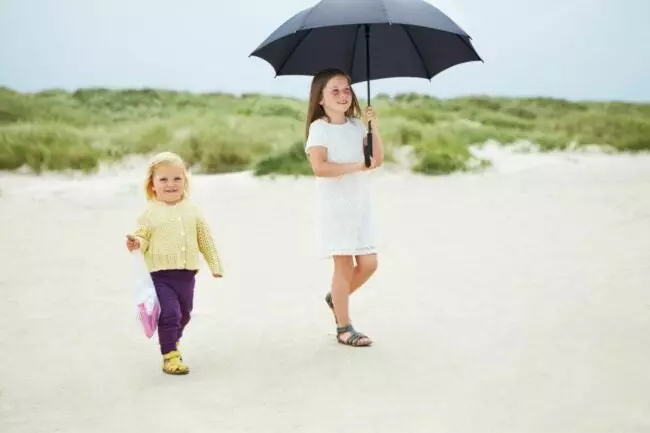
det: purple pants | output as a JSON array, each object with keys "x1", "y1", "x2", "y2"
[{"x1": 150, "y1": 269, "x2": 197, "y2": 355}]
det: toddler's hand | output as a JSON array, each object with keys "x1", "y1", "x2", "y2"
[{"x1": 126, "y1": 234, "x2": 140, "y2": 251}]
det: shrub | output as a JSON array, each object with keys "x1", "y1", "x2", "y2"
[
  {"x1": 0, "y1": 123, "x2": 99, "y2": 173},
  {"x1": 253, "y1": 140, "x2": 313, "y2": 176},
  {"x1": 1, "y1": 87, "x2": 649, "y2": 176}
]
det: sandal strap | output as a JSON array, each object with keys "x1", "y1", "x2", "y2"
[
  {"x1": 347, "y1": 332, "x2": 365, "y2": 345},
  {"x1": 337, "y1": 329, "x2": 371, "y2": 346},
  {"x1": 163, "y1": 350, "x2": 181, "y2": 360},
  {"x1": 337, "y1": 324, "x2": 354, "y2": 335}
]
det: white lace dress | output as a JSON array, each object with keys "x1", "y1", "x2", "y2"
[{"x1": 305, "y1": 117, "x2": 377, "y2": 257}]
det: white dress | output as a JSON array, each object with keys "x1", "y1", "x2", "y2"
[{"x1": 305, "y1": 117, "x2": 377, "y2": 257}]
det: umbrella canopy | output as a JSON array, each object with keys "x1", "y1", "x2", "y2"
[
  {"x1": 249, "y1": 0, "x2": 482, "y2": 167},
  {"x1": 249, "y1": 0, "x2": 482, "y2": 86}
]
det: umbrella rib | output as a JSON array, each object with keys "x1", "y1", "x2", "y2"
[
  {"x1": 273, "y1": 3, "x2": 320, "y2": 76},
  {"x1": 274, "y1": 29, "x2": 313, "y2": 77},
  {"x1": 456, "y1": 34, "x2": 484, "y2": 62},
  {"x1": 400, "y1": 25, "x2": 432, "y2": 80},
  {"x1": 348, "y1": 24, "x2": 360, "y2": 78}
]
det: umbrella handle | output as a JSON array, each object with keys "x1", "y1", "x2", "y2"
[
  {"x1": 364, "y1": 24, "x2": 373, "y2": 168},
  {"x1": 364, "y1": 121, "x2": 373, "y2": 167}
]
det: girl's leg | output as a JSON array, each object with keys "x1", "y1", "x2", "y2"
[
  {"x1": 325, "y1": 254, "x2": 378, "y2": 322},
  {"x1": 151, "y1": 272, "x2": 182, "y2": 355},
  {"x1": 152, "y1": 271, "x2": 191, "y2": 375},
  {"x1": 349, "y1": 253, "x2": 378, "y2": 295},
  {"x1": 176, "y1": 270, "x2": 197, "y2": 342},
  {"x1": 331, "y1": 255, "x2": 371, "y2": 346},
  {"x1": 330, "y1": 255, "x2": 354, "y2": 326}
]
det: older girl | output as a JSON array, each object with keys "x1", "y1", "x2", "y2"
[{"x1": 304, "y1": 68, "x2": 384, "y2": 347}]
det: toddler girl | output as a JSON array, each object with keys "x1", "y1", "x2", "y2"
[{"x1": 126, "y1": 151, "x2": 223, "y2": 374}]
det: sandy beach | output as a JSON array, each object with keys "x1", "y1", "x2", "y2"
[{"x1": 1, "y1": 148, "x2": 650, "y2": 433}]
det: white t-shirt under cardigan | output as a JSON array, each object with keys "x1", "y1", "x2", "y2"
[{"x1": 305, "y1": 117, "x2": 377, "y2": 257}]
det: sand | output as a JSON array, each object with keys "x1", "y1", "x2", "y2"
[{"x1": 1, "y1": 148, "x2": 649, "y2": 433}]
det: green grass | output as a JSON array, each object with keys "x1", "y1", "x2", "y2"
[
  {"x1": 1, "y1": 86, "x2": 649, "y2": 176},
  {"x1": 253, "y1": 140, "x2": 313, "y2": 177}
]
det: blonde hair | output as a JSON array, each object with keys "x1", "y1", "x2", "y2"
[{"x1": 144, "y1": 151, "x2": 190, "y2": 201}]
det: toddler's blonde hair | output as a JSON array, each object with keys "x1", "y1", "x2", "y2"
[{"x1": 144, "y1": 151, "x2": 190, "y2": 201}]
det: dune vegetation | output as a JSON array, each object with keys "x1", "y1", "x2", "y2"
[{"x1": 1, "y1": 86, "x2": 649, "y2": 176}]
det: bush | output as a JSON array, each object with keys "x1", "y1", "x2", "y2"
[
  {"x1": 0, "y1": 123, "x2": 99, "y2": 173},
  {"x1": 253, "y1": 140, "x2": 313, "y2": 176},
  {"x1": 113, "y1": 120, "x2": 174, "y2": 156},
  {"x1": 548, "y1": 112, "x2": 650, "y2": 150},
  {"x1": 412, "y1": 131, "x2": 486, "y2": 175},
  {"x1": 380, "y1": 118, "x2": 424, "y2": 146},
  {"x1": 166, "y1": 120, "x2": 271, "y2": 174},
  {"x1": 1, "y1": 88, "x2": 649, "y2": 176},
  {"x1": 238, "y1": 99, "x2": 304, "y2": 121}
]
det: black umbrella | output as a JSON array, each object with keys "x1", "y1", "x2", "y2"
[{"x1": 249, "y1": 0, "x2": 482, "y2": 166}]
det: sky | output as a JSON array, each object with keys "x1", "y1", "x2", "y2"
[{"x1": 0, "y1": 0, "x2": 649, "y2": 102}]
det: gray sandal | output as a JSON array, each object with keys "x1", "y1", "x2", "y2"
[{"x1": 336, "y1": 324, "x2": 372, "y2": 347}]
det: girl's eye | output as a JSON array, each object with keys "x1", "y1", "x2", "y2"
[
  {"x1": 159, "y1": 177, "x2": 167, "y2": 181},
  {"x1": 174, "y1": 177, "x2": 182, "y2": 181}
]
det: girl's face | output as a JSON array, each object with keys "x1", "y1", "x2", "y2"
[
  {"x1": 320, "y1": 75, "x2": 352, "y2": 116},
  {"x1": 152, "y1": 162, "x2": 186, "y2": 204}
]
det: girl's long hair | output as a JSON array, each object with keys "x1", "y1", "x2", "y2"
[{"x1": 304, "y1": 68, "x2": 361, "y2": 139}]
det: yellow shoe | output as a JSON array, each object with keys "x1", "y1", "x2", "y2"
[{"x1": 162, "y1": 350, "x2": 189, "y2": 375}]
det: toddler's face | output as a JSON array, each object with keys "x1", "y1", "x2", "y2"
[
  {"x1": 152, "y1": 163, "x2": 186, "y2": 204},
  {"x1": 320, "y1": 75, "x2": 352, "y2": 115}
]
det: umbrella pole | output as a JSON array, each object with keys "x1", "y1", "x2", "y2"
[{"x1": 364, "y1": 23, "x2": 373, "y2": 167}]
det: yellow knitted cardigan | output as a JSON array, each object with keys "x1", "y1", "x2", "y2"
[{"x1": 131, "y1": 199, "x2": 223, "y2": 276}]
